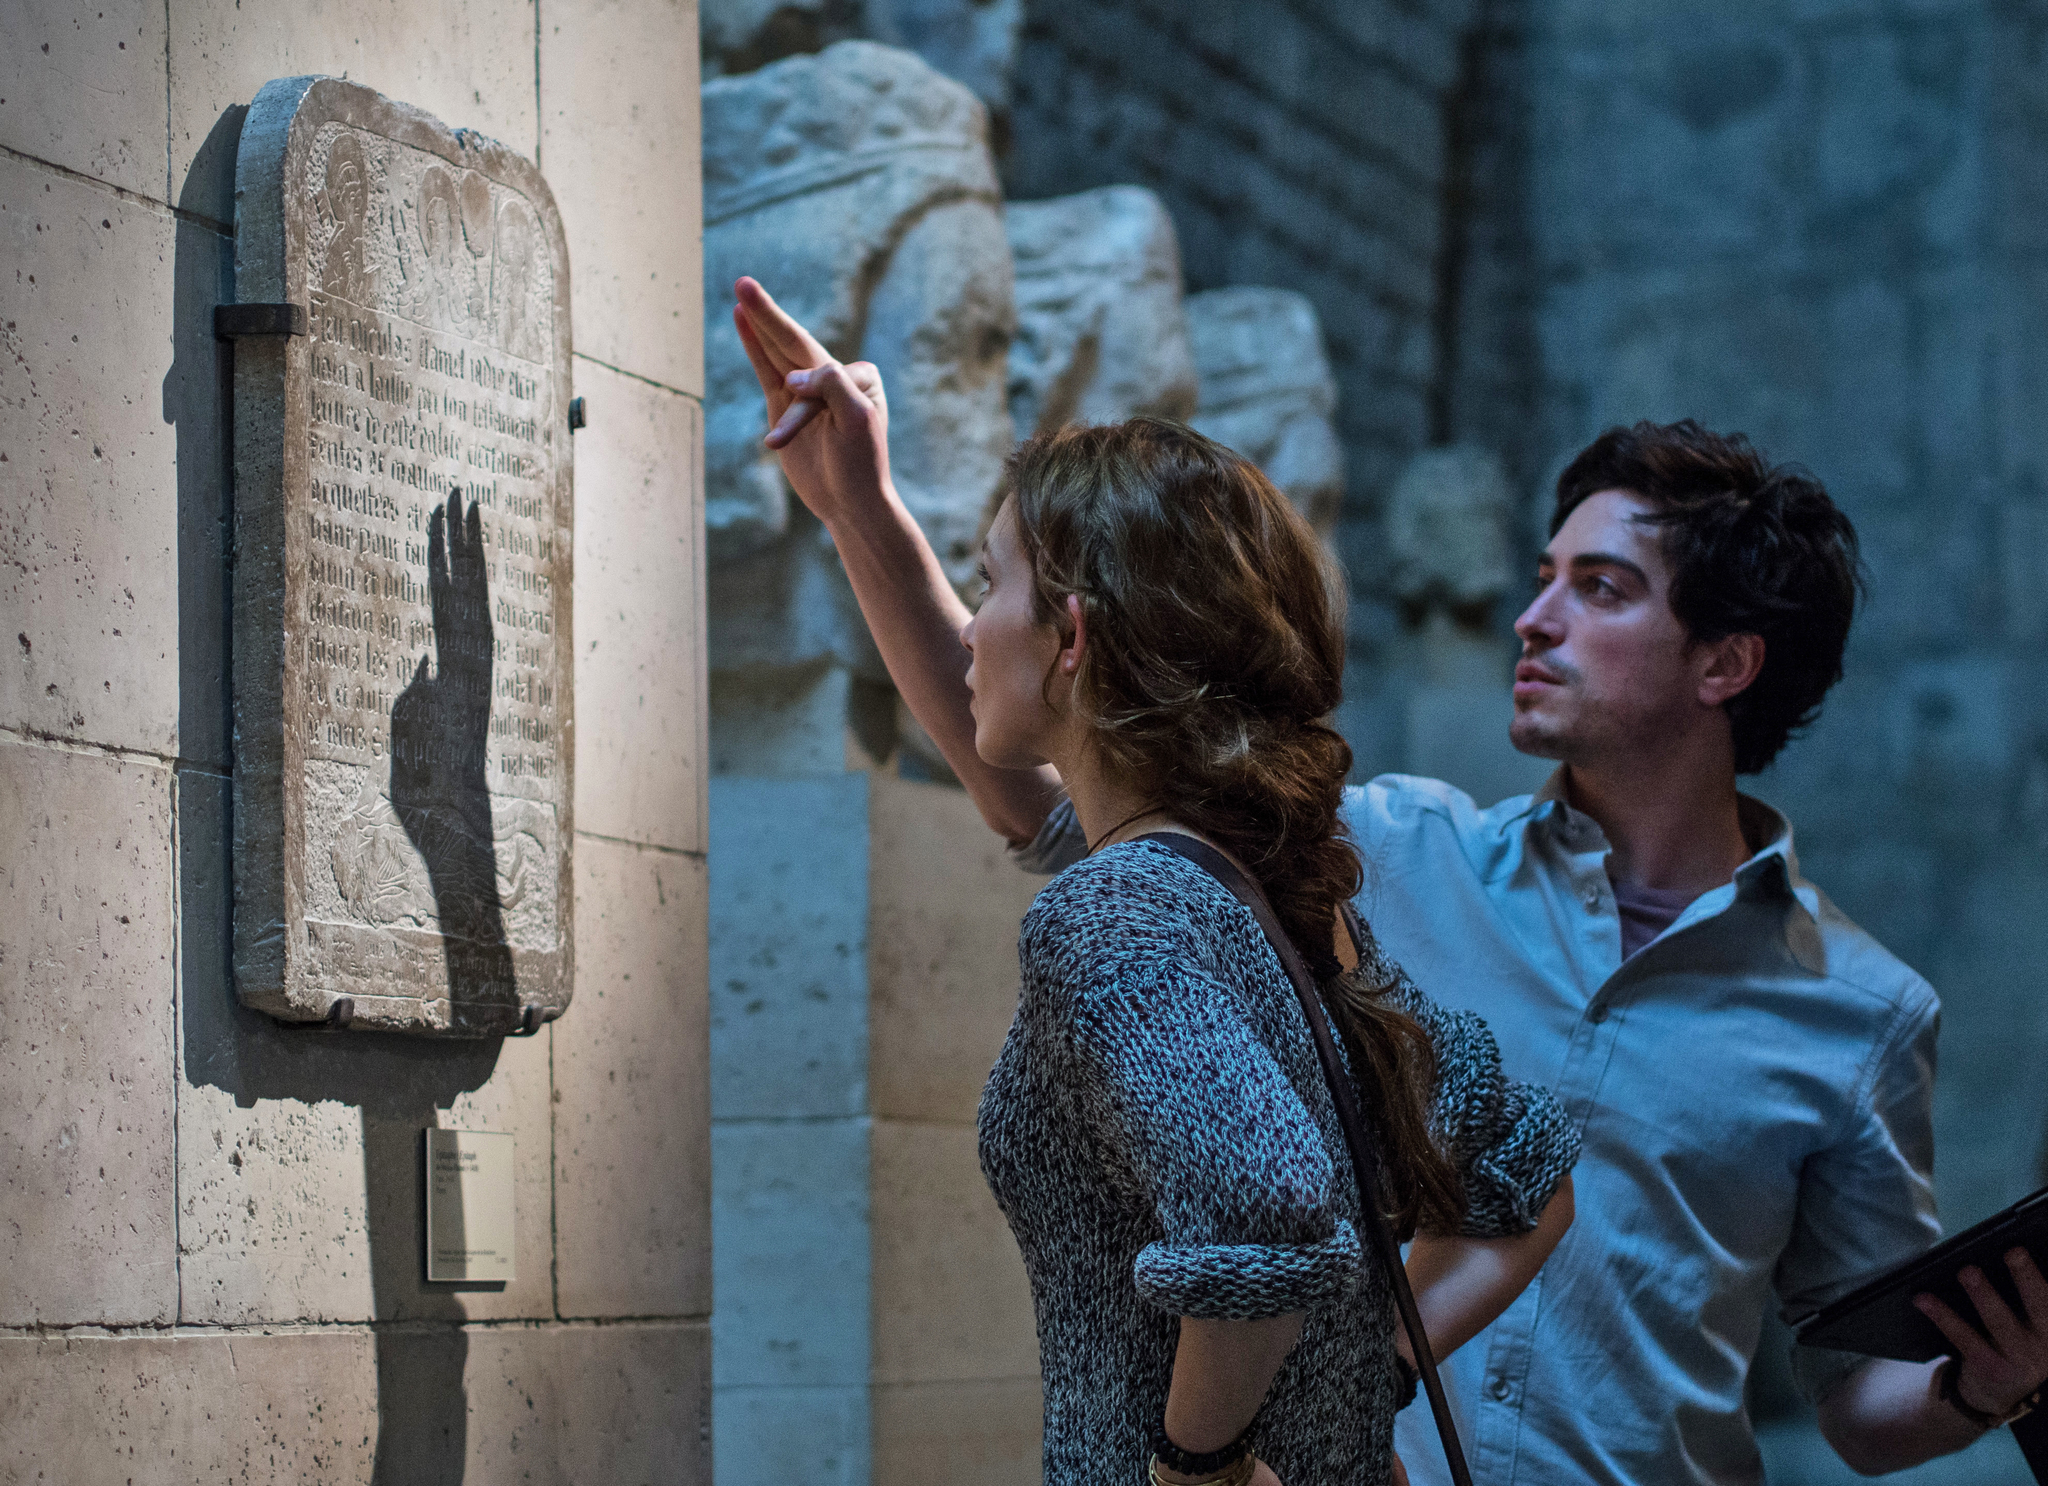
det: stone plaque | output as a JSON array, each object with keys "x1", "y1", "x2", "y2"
[{"x1": 229, "y1": 77, "x2": 573, "y2": 1036}]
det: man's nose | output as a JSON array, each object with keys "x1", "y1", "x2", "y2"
[{"x1": 1514, "y1": 584, "x2": 1564, "y2": 649}]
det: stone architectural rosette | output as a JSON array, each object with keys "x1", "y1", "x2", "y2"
[{"x1": 228, "y1": 76, "x2": 574, "y2": 1036}]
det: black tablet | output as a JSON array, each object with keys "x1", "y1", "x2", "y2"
[{"x1": 1796, "y1": 1185, "x2": 2048, "y2": 1362}]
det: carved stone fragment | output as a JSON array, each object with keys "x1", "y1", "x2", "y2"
[
  {"x1": 700, "y1": 0, "x2": 1023, "y2": 115},
  {"x1": 1386, "y1": 443, "x2": 1516, "y2": 614},
  {"x1": 229, "y1": 77, "x2": 573, "y2": 1035},
  {"x1": 703, "y1": 42, "x2": 1015, "y2": 674},
  {"x1": 1184, "y1": 287, "x2": 1345, "y2": 534},
  {"x1": 1005, "y1": 186, "x2": 1198, "y2": 439}
]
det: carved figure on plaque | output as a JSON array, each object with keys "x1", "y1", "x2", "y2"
[{"x1": 228, "y1": 77, "x2": 573, "y2": 1036}]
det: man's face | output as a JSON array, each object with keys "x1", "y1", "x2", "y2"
[{"x1": 1509, "y1": 489, "x2": 1705, "y2": 767}]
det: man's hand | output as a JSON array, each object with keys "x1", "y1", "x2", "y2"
[
  {"x1": 733, "y1": 276, "x2": 893, "y2": 532},
  {"x1": 1820, "y1": 1246, "x2": 2048, "y2": 1473},
  {"x1": 1914, "y1": 1246, "x2": 2048, "y2": 1418}
]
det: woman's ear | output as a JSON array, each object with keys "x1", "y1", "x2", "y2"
[{"x1": 1061, "y1": 593, "x2": 1088, "y2": 674}]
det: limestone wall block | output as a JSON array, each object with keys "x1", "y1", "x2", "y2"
[
  {"x1": 711, "y1": 1117, "x2": 872, "y2": 1388},
  {"x1": 0, "y1": 1330, "x2": 379, "y2": 1482},
  {"x1": 870, "y1": 1119, "x2": 1037, "y2": 1386},
  {"x1": 873, "y1": 1377, "x2": 1042, "y2": 1485},
  {"x1": 177, "y1": 1023, "x2": 555, "y2": 1325},
  {"x1": 702, "y1": 40, "x2": 1013, "y2": 657},
  {"x1": 717, "y1": 1384, "x2": 872, "y2": 1486},
  {"x1": 1005, "y1": 185, "x2": 1199, "y2": 438},
  {"x1": 709, "y1": 774, "x2": 870, "y2": 1119},
  {"x1": 0, "y1": 0, "x2": 168, "y2": 199},
  {"x1": 0, "y1": 739, "x2": 176, "y2": 1328},
  {"x1": 1385, "y1": 443, "x2": 1515, "y2": 612},
  {"x1": 868, "y1": 772, "x2": 1039, "y2": 1124},
  {"x1": 1, "y1": 154, "x2": 182, "y2": 753},
  {"x1": 555, "y1": 838, "x2": 711, "y2": 1319},
  {"x1": 173, "y1": 1079, "x2": 371, "y2": 1325},
  {"x1": 375, "y1": 1320, "x2": 711, "y2": 1483},
  {"x1": 177, "y1": 754, "x2": 555, "y2": 1328},
  {"x1": 572, "y1": 361, "x2": 708, "y2": 854},
  {"x1": 1185, "y1": 286, "x2": 1346, "y2": 534},
  {"x1": 166, "y1": 0, "x2": 539, "y2": 214},
  {"x1": 541, "y1": 0, "x2": 705, "y2": 395}
]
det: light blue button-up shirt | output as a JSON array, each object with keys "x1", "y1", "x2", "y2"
[
  {"x1": 1011, "y1": 772, "x2": 1942, "y2": 1484},
  {"x1": 1361, "y1": 773, "x2": 1942, "y2": 1486}
]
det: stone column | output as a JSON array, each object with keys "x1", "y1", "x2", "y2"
[{"x1": 699, "y1": 40, "x2": 1021, "y2": 1486}]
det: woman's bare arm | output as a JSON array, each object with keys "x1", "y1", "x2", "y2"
[
  {"x1": 1159, "y1": 1313, "x2": 1305, "y2": 1486},
  {"x1": 1403, "y1": 1176, "x2": 1575, "y2": 1365},
  {"x1": 734, "y1": 278, "x2": 1060, "y2": 843}
]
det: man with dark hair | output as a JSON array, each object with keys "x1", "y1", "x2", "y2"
[
  {"x1": 1020, "y1": 419, "x2": 2047, "y2": 1483},
  {"x1": 731, "y1": 283, "x2": 2045, "y2": 1482}
]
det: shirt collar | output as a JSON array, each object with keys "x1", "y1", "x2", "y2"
[{"x1": 1523, "y1": 768, "x2": 1819, "y2": 921}]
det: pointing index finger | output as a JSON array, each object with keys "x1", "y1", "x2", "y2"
[{"x1": 735, "y1": 277, "x2": 831, "y2": 371}]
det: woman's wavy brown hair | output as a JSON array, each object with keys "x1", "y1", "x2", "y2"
[{"x1": 1007, "y1": 417, "x2": 1464, "y2": 1236}]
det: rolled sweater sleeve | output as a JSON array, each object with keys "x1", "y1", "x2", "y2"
[
  {"x1": 1369, "y1": 951, "x2": 1580, "y2": 1238},
  {"x1": 1071, "y1": 961, "x2": 1362, "y2": 1320}
]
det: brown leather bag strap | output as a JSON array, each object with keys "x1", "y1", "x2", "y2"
[{"x1": 1136, "y1": 832, "x2": 1475, "y2": 1486}]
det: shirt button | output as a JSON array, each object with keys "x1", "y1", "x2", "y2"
[
  {"x1": 1582, "y1": 887, "x2": 1601, "y2": 909},
  {"x1": 1491, "y1": 1375, "x2": 1513, "y2": 1400},
  {"x1": 1588, "y1": 1003, "x2": 1609, "y2": 1025}
]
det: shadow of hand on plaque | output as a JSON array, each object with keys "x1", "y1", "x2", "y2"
[{"x1": 390, "y1": 491, "x2": 518, "y2": 1026}]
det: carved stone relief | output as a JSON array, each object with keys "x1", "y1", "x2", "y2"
[
  {"x1": 229, "y1": 76, "x2": 573, "y2": 1035},
  {"x1": 700, "y1": 0, "x2": 1023, "y2": 116},
  {"x1": 1005, "y1": 186, "x2": 1198, "y2": 439},
  {"x1": 1185, "y1": 287, "x2": 1345, "y2": 535},
  {"x1": 702, "y1": 41, "x2": 1015, "y2": 675},
  {"x1": 1386, "y1": 443, "x2": 1516, "y2": 616}
]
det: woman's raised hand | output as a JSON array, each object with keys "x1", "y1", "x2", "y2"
[{"x1": 733, "y1": 276, "x2": 893, "y2": 531}]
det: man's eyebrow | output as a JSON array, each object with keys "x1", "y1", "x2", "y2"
[{"x1": 1568, "y1": 551, "x2": 1650, "y2": 585}]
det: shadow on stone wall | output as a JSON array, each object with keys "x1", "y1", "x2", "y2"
[
  {"x1": 389, "y1": 492, "x2": 518, "y2": 1015},
  {"x1": 168, "y1": 104, "x2": 501, "y2": 1486}
]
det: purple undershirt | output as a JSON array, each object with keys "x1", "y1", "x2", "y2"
[{"x1": 1610, "y1": 875, "x2": 1698, "y2": 960}]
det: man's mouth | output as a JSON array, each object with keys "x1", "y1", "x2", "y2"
[{"x1": 1513, "y1": 659, "x2": 1567, "y2": 698}]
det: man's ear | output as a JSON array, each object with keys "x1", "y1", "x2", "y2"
[
  {"x1": 1698, "y1": 632, "x2": 1765, "y2": 707},
  {"x1": 1060, "y1": 593, "x2": 1088, "y2": 675}
]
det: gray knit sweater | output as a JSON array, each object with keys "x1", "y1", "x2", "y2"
[{"x1": 978, "y1": 839, "x2": 1579, "y2": 1485}]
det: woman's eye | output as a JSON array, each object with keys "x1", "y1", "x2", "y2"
[{"x1": 976, "y1": 562, "x2": 993, "y2": 587}]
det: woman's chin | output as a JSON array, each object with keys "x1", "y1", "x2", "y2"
[{"x1": 973, "y1": 731, "x2": 1047, "y2": 772}]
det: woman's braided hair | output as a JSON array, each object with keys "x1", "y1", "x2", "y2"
[{"x1": 1008, "y1": 418, "x2": 1464, "y2": 1235}]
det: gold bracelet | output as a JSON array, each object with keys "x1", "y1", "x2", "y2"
[{"x1": 1148, "y1": 1452, "x2": 1258, "y2": 1486}]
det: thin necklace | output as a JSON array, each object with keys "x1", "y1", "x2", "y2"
[{"x1": 1087, "y1": 803, "x2": 1166, "y2": 855}]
